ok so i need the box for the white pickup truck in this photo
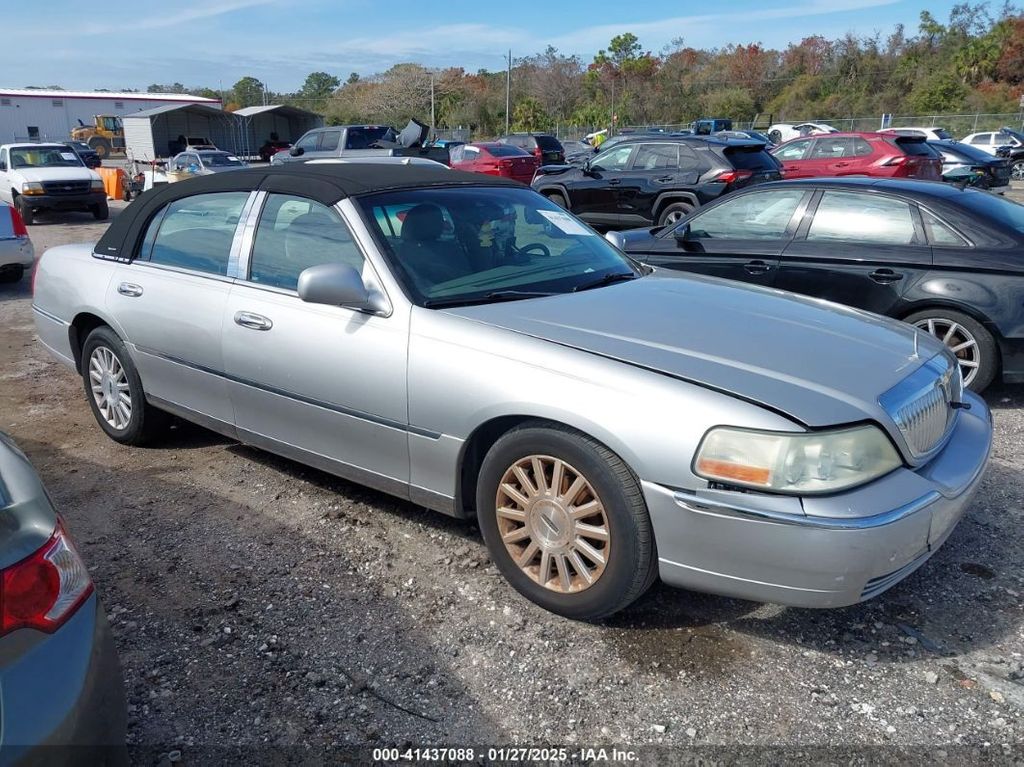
[0,143,108,225]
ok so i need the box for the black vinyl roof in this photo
[96,162,521,260]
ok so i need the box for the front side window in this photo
[775,139,811,161]
[632,144,679,170]
[686,190,806,240]
[358,186,640,306]
[319,130,341,152]
[248,195,364,291]
[143,192,249,275]
[970,133,992,145]
[295,132,319,151]
[807,191,917,245]
[591,144,634,172]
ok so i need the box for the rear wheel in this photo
[81,326,167,445]
[90,138,112,159]
[657,201,693,227]
[0,266,24,284]
[904,308,998,392]
[476,422,657,620]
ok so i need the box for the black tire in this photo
[16,196,34,226]
[81,326,168,445]
[476,422,657,621]
[545,191,569,210]
[1012,160,1024,182]
[0,266,24,284]
[122,186,132,202]
[657,201,693,228]
[768,129,783,144]
[91,200,109,221]
[90,138,112,159]
[903,308,998,392]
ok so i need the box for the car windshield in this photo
[200,152,244,167]
[358,186,642,306]
[956,191,1024,234]
[10,146,84,169]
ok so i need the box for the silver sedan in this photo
[31,164,992,620]
[0,200,33,283]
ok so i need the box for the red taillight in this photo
[0,522,93,636]
[534,146,543,159]
[9,205,28,238]
[713,169,754,184]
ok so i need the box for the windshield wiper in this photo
[572,271,639,293]
[423,290,556,309]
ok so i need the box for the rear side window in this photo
[852,138,873,156]
[724,146,779,170]
[969,133,992,145]
[488,144,529,157]
[920,209,967,247]
[248,194,365,291]
[633,144,679,170]
[142,192,249,275]
[807,191,918,245]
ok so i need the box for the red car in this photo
[450,142,540,184]
[771,132,942,181]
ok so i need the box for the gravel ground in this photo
[1,194,1024,761]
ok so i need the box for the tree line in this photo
[140,3,1022,135]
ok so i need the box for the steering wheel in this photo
[517,242,551,258]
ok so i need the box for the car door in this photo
[637,187,810,287]
[777,189,932,315]
[616,143,694,226]
[222,191,410,487]
[571,143,636,225]
[107,190,253,427]
[773,138,814,178]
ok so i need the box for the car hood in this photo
[13,166,98,183]
[445,271,946,429]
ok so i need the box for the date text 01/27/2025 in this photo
[372,746,640,762]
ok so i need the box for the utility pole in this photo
[430,71,436,128]
[505,49,512,135]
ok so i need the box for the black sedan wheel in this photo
[476,422,657,621]
[905,309,998,392]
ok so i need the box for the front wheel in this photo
[91,200,109,220]
[16,196,34,226]
[476,423,657,620]
[81,326,167,445]
[1012,160,1024,182]
[657,201,693,227]
[905,308,998,392]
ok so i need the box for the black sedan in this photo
[611,177,1024,391]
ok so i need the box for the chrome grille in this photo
[879,353,960,460]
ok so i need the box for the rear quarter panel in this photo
[32,245,121,368]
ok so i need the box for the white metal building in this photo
[122,103,246,160]
[0,89,221,144]
[234,105,323,154]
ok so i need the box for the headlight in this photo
[90,179,105,191]
[693,424,901,494]
[21,182,44,196]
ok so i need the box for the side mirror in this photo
[673,223,692,242]
[604,231,626,250]
[297,262,388,314]
[582,160,593,175]
[290,146,305,157]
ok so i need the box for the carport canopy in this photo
[235,105,324,155]
[122,103,244,160]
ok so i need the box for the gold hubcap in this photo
[495,455,610,593]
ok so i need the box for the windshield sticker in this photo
[60,152,79,161]
[227,156,241,161]
[538,210,594,236]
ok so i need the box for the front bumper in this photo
[20,191,106,211]
[0,596,127,764]
[645,391,992,607]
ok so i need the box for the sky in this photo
[10,0,966,93]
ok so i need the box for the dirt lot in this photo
[2,196,1024,760]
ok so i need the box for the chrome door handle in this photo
[234,311,273,331]
[117,282,143,297]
